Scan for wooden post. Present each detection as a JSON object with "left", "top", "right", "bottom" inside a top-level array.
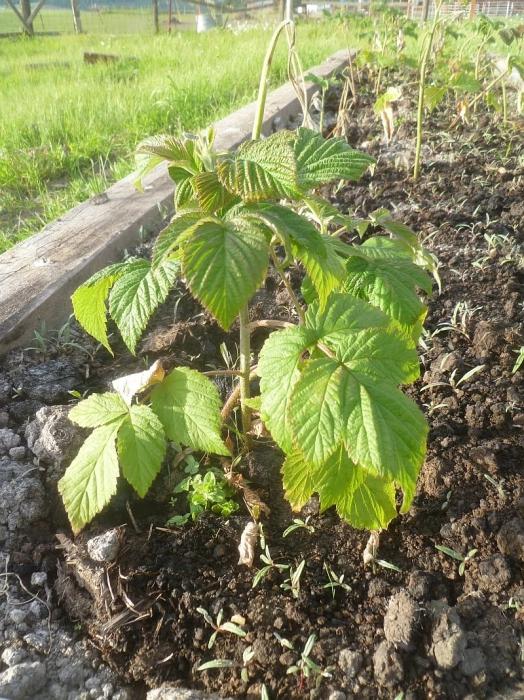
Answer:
[
  {"left": 469, "top": 0, "right": 478, "bottom": 19},
  {"left": 421, "top": 0, "right": 430, "bottom": 22},
  {"left": 20, "top": 0, "right": 34, "bottom": 35},
  {"left": 168, "top": 0, "right": 173, "bottom": 32},
  {"left": 152, "top": 0, "right": 159, "bottom": 34},
  {"left": 70, "top": 0, "right": 83, "bottom": 33}
]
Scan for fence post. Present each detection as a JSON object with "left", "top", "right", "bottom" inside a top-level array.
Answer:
[
  {"left": 421, "top": 0, "right": 430, "bottom": 22},
  {"left": 20, "top": 0, "right": 34, "bottom": 35},
  {"left": 469, "top": 0, "right": 478, "bottom": 18},
  {"left": 70, "top": 0, "right": 83, "bottom": 33},
  {"left": 152, "top": 0, "right": 159, "bottom": 34}
]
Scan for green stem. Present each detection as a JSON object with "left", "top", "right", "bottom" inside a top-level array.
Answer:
[
  {"left": 251, "top": 19, "right": 291, "bottom": 141},
  {"left": 236, "top": 18, "right": 296, "bottom": 438},
  {"left": 413, "top": 3, "right": 441, "bottom": 181},
  {"left": 502, "top": 79, "right": 507, "bottom": 125},
  {"left": 238, "top": 304, "right": 252, "bottom": 435}
]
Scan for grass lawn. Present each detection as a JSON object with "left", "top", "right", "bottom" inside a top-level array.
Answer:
[{"left": 0, "top": 15, "right": 358, "bottom": 253}]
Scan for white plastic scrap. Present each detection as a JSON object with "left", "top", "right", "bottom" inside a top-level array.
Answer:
[
  {"left": 238, "top": 521, "right": 259, "bottom": 567},
  {"left": 362, "top": 530, "right": 380, "bottom": 566}
]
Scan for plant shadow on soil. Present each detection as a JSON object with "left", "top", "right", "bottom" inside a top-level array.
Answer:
[{"left": 1, "top": 72, "right": 523, "bottom": 699}]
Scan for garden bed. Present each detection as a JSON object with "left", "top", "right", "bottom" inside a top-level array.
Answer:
[{"left": 0, "top": 67, "right": 523, "bottom": 700}]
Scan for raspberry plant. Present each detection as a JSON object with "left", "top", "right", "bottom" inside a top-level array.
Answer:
[{"left": 60, "top": 31, "right": 434, "bottom": 535}]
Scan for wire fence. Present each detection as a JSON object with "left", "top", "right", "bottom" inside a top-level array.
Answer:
[
  {"left": 0, "top": 0, "right": 276, "bottom": 36},
  {"left": 1, "top": 0, "right": 523, "bottom": 37}
]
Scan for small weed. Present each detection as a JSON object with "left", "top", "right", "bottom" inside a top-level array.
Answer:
[
  {"left": 286, "top": 634, "right": 333, "bottom": 680},
  {"left": 196, "top": 607, "right": 246, "bottom": 649},
  {"left": 435, "top": 544, "right": 478, "bottom": 575},
  {"left": 282, "top": 516, "right": 315, "bottom": 538},
  {"left": 322, "top": 562, "right": 351, "bottom": 598},
  {"left": 252, "top": 547, "right": 289, "bottom": 588},
  {"left": 281, "top": 560, "right": 306, "bottom": 599}
]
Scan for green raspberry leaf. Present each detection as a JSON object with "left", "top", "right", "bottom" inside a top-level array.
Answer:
[
  {"left": 288, "top": 357, "right": 427, "bottom": 503},
  {"left": 182, "top": 217, "right": 269, "bottom": 329},
  {"left": 343, "top": 379, "right": 426, "bottom": 511},
  {"left": 258, "top": 327, "right": 316, "bottom": 453},
  {"left": 191, "top": 171, "right": 237, "bottom": 214},
  {"left": 69, "top": 392, "right": 128, "bottom": 428},
  {"left": 237, "top": 203, "right": 327, "bottom": 259},
  {"left": 291, "top": 234, "right": 346, "bottom": 308},
  {"left": 151, "top": 367, "right": 230, "bottom": 456},
  {"left": 217, "top": 132, "right": 299, "bottom": 202},
  {"left": 343, "top": 242, "right": 433, "bottom": 331},
  {"left": 117, "top": 404, "right": 166, "bottom": 498},
  {"left": 153, "top": 212, "right": 202, "bottom": 265},
  {"left": 281, "top": 450, "right": 318, "bottom": 511},
  {"left": 316, "top": 447, "right": 397, "bottom": 530},
  {"left": 58, "top": 421, "right": 123, "bottom": 533},
  {"left": 71, "top": 261, "right": 136, "bottom": 354},
  {"left": 109, "top": 258, "right": 179, "bottom": 354},
  {"left": 289, "top": 357, "right": 348, "bottom": 466},
  {"left": 294, "top": 128, "right": 374, "bottom": 188}
]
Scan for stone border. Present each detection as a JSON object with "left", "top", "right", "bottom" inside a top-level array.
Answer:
[{"left": 0, "top": 49, "right": 349, "bottom": 355}]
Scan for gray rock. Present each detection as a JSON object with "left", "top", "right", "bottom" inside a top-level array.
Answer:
[
  {"left": 8, "top": 608, "right": 28, "bottom": 625},
  {"left": 338, "top": 648, "right": 363, "bottom": 678},
  {"left": 20, "top": 359, "right": 80, "bottom": 403},
  {"left": 0, "top": 428, "right": 21, "bottom": 455},
  {"left": 87, "top": 529, "right": 120, "bottom": 563},
  {"left": 0, "top": 411, "right": 9, "bottom": 427},
  {"left": 460, "top": 647, "right": 486, "bottom": 677},
  {"left": 25, "top": 405, "right": 86, "bottom": 469},
  {"left": 497, "top": 517, "right": 524, "bottom": 562},
  {"left": 373, "top": 640, "right": 403, "bottom": 686},
  {"left": 23, "top": 630, "right": 49, "bottom": 653},
  {"left": 328, "top": 693, "right": 346, "bottom": 700},
  {"left": 147, "top": 689, "right": 230, "bottom": 699},
  {"left": 0, "top": 468, "right": 47, "bottom": 530},
  {"left": 430, "top": 603, "right": 466, "bottom": 669},
  {"left": 1, "top": 646, "right": 27, "bottom": 667},
  {"left": 30, "top": 571, "right": 47, "bottom": 588},
  {"left": 9, "top": 446, "right": 26, "bottom": 461},
  {"left": 383, "top": 589, "right": 420, "bottom": 651},
  {"left": 0, "top": 661, "right": 47, "bottom": 698}
]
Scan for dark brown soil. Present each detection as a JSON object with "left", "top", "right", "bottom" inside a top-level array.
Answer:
[{"left": 1, "top": 71, "right": 523, "bottom": 699}]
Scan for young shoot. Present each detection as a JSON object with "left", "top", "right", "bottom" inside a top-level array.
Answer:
[
  {"left": 196, "top": 607, "right": 247, "bottom": 649},
  {"left": 286, "top": 634, "right": 333, "bottom": 681},
  {"left": 435, "top": 545, "right": 478, "bottom": 576},
  {"left": 322, "top": 562, "right": 351, "bottom": 598},
  {"left": 252, "top": 546, "right": 289, "bottom": 588},
  {"left": 281, "top": 559, "right": 306, "bottom": 599},
  {"left": 282, "top": 516, "right": 315, "bottom": 538}
]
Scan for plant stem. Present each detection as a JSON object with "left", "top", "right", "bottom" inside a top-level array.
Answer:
[
  {"left": 251, "top": 20, "right": 291, "bottom": 142},
  {"left": 270, "top": 249, "right": 306, "bottom": 324},
  {"left": 238, "top": 305, "right": 252, "bottom": 435},
  {"left": 203, "top": 369, "right": 244, "bottom": 377},
  {"left": 236, "top": 18, "right": 295, "bottom": 438},
  {"left": 413, "top": 2, "right": 442, "bottom": 181},
  {"left": 501, "top": 80, "right": 507, "bottom": 125}
]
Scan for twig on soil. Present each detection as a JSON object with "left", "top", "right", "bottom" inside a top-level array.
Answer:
[
  {"left": 126, "top": 500, "right": 141, "bottom": 534},
  {"left": 247, "top": 319, "right": 295, "bottom": 332}
]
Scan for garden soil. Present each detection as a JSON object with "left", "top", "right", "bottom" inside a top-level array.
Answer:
[{"left": 0, "top": 74, "right": 522, "bottom": 699}]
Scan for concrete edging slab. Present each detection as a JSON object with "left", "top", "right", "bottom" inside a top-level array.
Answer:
[{"left": 0, "top": 49, "right": 349, "bottom": 354}]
